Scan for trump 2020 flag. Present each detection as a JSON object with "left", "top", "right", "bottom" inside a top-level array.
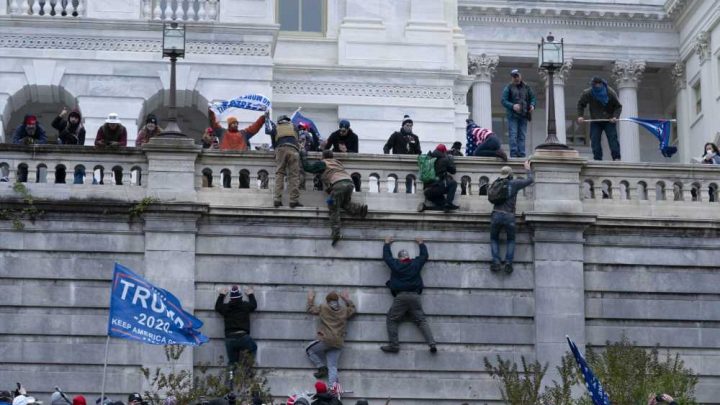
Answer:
[
  {"left": 567, "top": 336, "right": 611, "bottom": 405},
  {"left": 626, "top": 117, "right": 677, "bottom": 158},
  {"left": 108, "top": 263, "right": 209, "bottom": 346},
  {"left": 209, "top": 94, "right": 271, "bottom": 116},
  {"left": 291, "top": 109, "right": 322, "bottom": 139}
]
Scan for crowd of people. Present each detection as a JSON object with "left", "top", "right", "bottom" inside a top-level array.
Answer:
[{"left": 1, "top": 388, "right": 154, "bottom": 405}]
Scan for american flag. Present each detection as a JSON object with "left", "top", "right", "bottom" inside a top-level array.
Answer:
[{"left": 567, "top": 336, "right": 612, "bottom": 405}]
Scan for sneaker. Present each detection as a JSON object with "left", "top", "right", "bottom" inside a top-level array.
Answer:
[
  {"left": 273, "top": 200, "right": 282, "bottom": 208},
  {"left": 490, "top": 263, "right": 502, "bottom": 273},
  {"left": 417, "top": 202, "right": 426, "bottom": 212},
  {"left": 445, "top": 203, "right": 459, "bottom": 211},
  {"left": 0, "top": 176, "right": 8, "bottom": 182},
  {"left": 331, "top": 233, "right": 342, "bottom": 247},
  {"left": 380, "top": 345, "right": 399, "bottom": 353},
  {"left": 429, "top": 344, "right": 437, "bottom": 354},
  {"left": 313, "top": 366, "right": 328, "bottom": 379},
  {"left": 289, "top": 202, "right": 304, "bottom": 208},
  {"left": 504, "top": 263, "right": 514, "bottom": 274},
  {"left": 495, "top": 150, "right": 508, "bottom": 162}
]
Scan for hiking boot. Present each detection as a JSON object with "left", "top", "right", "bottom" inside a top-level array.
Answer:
[
  {"left": 313, "top": 366, "right": 328, "bottom": 379},
  {"left": 417, "top": 202, "right": 426, "bottom": 212},
  {"left": 495, "top": 149, "right": 508, "bottom": 162},
  {"left": 429, "top": 344, "right": 437, "bottom": 354},
  {"left": 380, "top": 345, "right": 399, "bottom": 353},
  {"left": 360, "top": 204, "right": 368, "bottom": 218},
  {"left": 331, "top": 233, "right": 343, "bottom": 247},
  {"left": 445, "top": 203, "right": 459, "bottom": 211},
  {"left": 490, "top": 262, "right": 502, "bottom": 273},
  {"left": 273, "top": 200, "right": 283, "bottom": 208},
  {"left": 504, "top": 263, "right": 514, "bottom": 275},
  {"left": 289, "top": 202, "right": 304, "bottom": 208}
]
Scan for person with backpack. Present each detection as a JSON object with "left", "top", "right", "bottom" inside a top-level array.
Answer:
[
  {"left": 417, "top": 144, "right": 458, "bottom": 212},
  {"left": 488, "top": 160, "right": 533, "bottom": 274}
]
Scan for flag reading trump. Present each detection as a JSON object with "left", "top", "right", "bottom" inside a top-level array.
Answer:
[{"left": 108, "top": 263, "right": 209, "bottom": 346}]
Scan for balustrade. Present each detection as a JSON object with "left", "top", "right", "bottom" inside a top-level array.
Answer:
[
  {"left": 143, "top": 0, "right": 218, "bottom": 21},
  {"left": 7, "top": 0, "right": 85, "bottom": 17}
]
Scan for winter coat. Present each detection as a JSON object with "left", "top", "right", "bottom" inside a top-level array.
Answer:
[
  {"left": 501, "top": 81, "right": 536, "bottom": 120},
  {"left": 214, "top": 294, "right": 257, "bottom": 336},
  {"left": 307, "top": 298, "right": 356, "bottom": 348},
  {"left": 324, "top": 129, "right": 359, "bottom": 153},
  {"left": 383, "top": 243, "right": 428, "bottom": 296},
  {"left": 95, "top": 124, "right": 127, "bottom": 146},
  {"left": 576, "top": 86, "right": 622, "bottom": 120},
  {"left": 12, "top": 115, "right": 47, "bottom": 144},
  {"left": 492, "top": 172, "right": 535, "bottom": 214},
  {"left": 383, "top": 130, "right": 421, "bottom": 155},
  {"left": 52, "top": 109, "right": 86, "bottom": 145}
]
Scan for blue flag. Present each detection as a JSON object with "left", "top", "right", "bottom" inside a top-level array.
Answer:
[
  {"left": 209, "top": 94, "right": 271, "bottom": 115},
  {"left": 567, "top": 336, "right": 611, "bottom": 405},
  {"left": 108, "top": 263, "right": 209, "bottom": 346},
  {"left": 291, "top": 110, "right": 322, "bottom": 139},
  {"left": 625, "top": 117, "right": 677, "bottom": 158}
]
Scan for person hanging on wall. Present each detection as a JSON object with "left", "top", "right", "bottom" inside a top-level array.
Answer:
[
  {"left": 215, "top": 285, "right": 258, "bottom": 369},
  {"left": 418, "top": 144, "right": 459, "bottom": 213},
  {"left": 52, "top": 107, "right": 86, "bottom": 145},
  {"left": 576, "top": 76, "right": 623, "bottom": 161},
  {"left": 500, "top": 69, "right": 536, "bottom": 158}
]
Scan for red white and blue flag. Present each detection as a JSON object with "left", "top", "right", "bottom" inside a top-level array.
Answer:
[{"left": 567, "top": 336, "right": 611, "bottom": 405}]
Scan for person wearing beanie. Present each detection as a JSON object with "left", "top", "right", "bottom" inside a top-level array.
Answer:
[
  {"left": 72, "top": 396, "right": 87, "bottom": 405},
  {"left": 127, "top": 393, "right": 142, "bottom": 405},
  {"left": 302, "top": 149, "right": 369, "bottom": 246},
  {"left": 465, "top": 118, "right": 507, "bottom": 161},
  {"left": 324, "top": 120, "right": 359, "bottom": 154},
  {"left": 202, "top": 108, "right": 266, "bottom": 152},
  {"left": 501, "top": 69, "right": 536, "bottom": 158},
  {"left": 577, "top": 76, "right": 623, "bottom": 161},
  {"left": 265, "top": 113, "right": 303, "bottom": 208},
  {"left": 383, "top": 115, "right": 422, "bottom": 155},
  {"left": 312, "top": 381, "right": 342, "bottom": 405},
  {"left": 52, "top": 107, "right": 86, "bottom": 145},
  {"left": 488, "top": 160, "right": 534, "bottom": 274},
  {"left": 449, "top": 141, "right": 463, "bottom": 156},
  {"left": 305, "top": 289, "right": 356, "bottom": 387},
  {"left": 135, "top": 113, "right": 163, "bottom": 146},
  {"left": 418, "top": 144, "right": 459, "bottom": 213},
  {"left": 215, "top": 284, "right": 258, "bottom": 367},
  {"left": 380, "top": 236, "right": 436, "bottom": 354},
  {"left": 95, "top": 113, "right": 127, "bottom": 147},
  {"left": 12, "top": 114, "right": 48, "bottom": 145}
]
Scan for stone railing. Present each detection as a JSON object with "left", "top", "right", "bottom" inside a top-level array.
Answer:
[
  {"left": 7, "top": 0, "right": 86, "bottom": 17},
  {"left": 142, "top": 0, "right": 219, "bottom": 21}
]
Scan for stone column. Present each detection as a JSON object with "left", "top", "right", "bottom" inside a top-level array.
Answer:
[
  {"left": 671, "top": 62, "right": 690, "bottom": 162},
  {"left": 539, "top": 60, "right": 573, "bottom": 145},
  {"left": 612, "top": 60, "right": 646, "bottom": 162},
  {"left": 468, "top": 54, "right": 499, "bottom": 129}
]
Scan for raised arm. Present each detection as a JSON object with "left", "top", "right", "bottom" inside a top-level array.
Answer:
[{"left": 306, "top": 290, "right": 320, "bottom": 315}]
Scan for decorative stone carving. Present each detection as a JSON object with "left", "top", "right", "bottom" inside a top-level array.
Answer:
[
  {"left": 453, "top": 93, "right": 467, "bottom": 105},
  {"left": 670, "top": 62, "right": 686, "bottom": 90},
  {"left": 273, "top": 81, "right": 454, "bottom": 100},
  {"left": 459, "top": 13, "right": 674, "bottom": 32},
  {"left": 467, "top": 53, "right": 498, "bottom": 82},
  {"left": 612, "top": 60, "right": 646, "bottom": 88},
  {"left": 538, "top": 59, "right": 573, "bottom": 87},
  {"left": 0, "top": 35, "right": 271, "bottom": 56},
  {"left": 694, "top": 31, "right": 710, "bottom": 64}
]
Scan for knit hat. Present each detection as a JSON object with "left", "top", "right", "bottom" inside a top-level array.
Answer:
[
  {"left": 325, "top": 292, "right": 339, "bottom": 303},
  {"left": 24, "top": 115, "right": 37, "bottom": 125},
  {"left": 498, "top": 166, "right": 513, "bottom": 179},
  {"left": 128, "top": 393, "right": 142, "bottom": 403},
  {"left": 451, "top": 141, "right": 462, "bottom": 150},
  {"left": 435, "top": 144, "right": 447, "bottom": 153},
  {"left": 226, "top": 117, "right": 238, "bottom": 126},
  {"left": 69, "top": 109, "right": 82, "bottom": 120},
  {"left": 339, "top": 119, "right": 350, "bottom": 129},
  {"left": 145, "top": 114, "right": 158, "bottom": 125},
  {"left": 315, "top": 381, "right": 328, "bottom": 394},
  {"left": 401, "top": 115, "right": 413, "bottom": 126},
  {"left": 73, "top": 396, "right": 87, "bottom": 405},
  {"left": 229, "top": 285, "right": 242, "bottom": 300}
]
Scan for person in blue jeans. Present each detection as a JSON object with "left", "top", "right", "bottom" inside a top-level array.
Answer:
[
  {"left": 215, "top": 285, "right": 258, "bottom": 368},
  {"left": 576, "top": 76, "right": 623, "bottom": 161},
  {"left": 501, "top": 69, "right": 536, "bottom": 158},
  {"left": 490, "top": 160, "right": 534, "bottom": 274}
]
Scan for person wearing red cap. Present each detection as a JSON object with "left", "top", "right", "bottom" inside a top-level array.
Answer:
[
  {"left": 12, "top": 114, "right": 47, "bottom": 145},
  {"left": 418, "top": 144, "right": 459, "bottom": 212},
  {"left": 215, "top": 285, "right": 258, "bottom": 367},
  {"left": 305, "top": 290, "right": 356, "bottom": 387},
  {"left": 312, "top": 381, "right": 342, "bottom": 405}
]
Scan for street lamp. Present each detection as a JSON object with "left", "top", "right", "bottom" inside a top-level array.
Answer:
[
  {"left": 536, "top": 33, "right": 569, "bottom": 149},
  {"left": 161, "top": 22, "right": 186, "bottom": 136}
]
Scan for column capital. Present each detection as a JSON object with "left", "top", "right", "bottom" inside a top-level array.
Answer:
[
  {"left": 612, "top": 60, "right": 646, "bottom": 89},
  {"left": 468, "top": 53, "right": 499, "bottom": 83},
  {"left": 694, "top": 31, "right": 710, "bottom": 65},
  {"left": 538, "top": 59, "right": 573, "bottom": 87},
  {"left": 671, "top": 61, "right": 686, "bottom": 91}
]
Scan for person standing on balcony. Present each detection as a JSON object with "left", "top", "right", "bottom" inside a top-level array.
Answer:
[
  {"left": 206, "top": 109, "right": 266, "bottom": 152},
  {"left": 489, "top": 160, "right": 534, "bottom": 275},
  {"left": 215, "top": 285, "right": 258, "bottom": 368},
  {"left": 12, "top": 115, "right": 47, "bottom": 145},
  {"left": 95, "top": 113, "right": 127, "bottom": 147},
  {"left": 577, "top": 76, "right": 623, "bottom": 161},
  {"left": 267, "top": 114, "right": 303, "bottom": 208},
  {"left": 134, "top": 114, "right": 162, "bottom": 147},
  {"left": 380, "top": 236, "right": 437, "bottom": 354},
  {"left": 501, "top": 69, "right": 536, "bottom": 158},
  {"left": 52, "top": 107, "right": 85, "bottom": 145},
  {"left": 466, "top": 118, "right": 508, "bottom": 161},
  {"left": 418, "top": 144, "right": 459, "bottom": 213},
  {"left": 325, "top": 120, "right": 359, "bottom": 153},
  {"left": 302, "top": 149, "right": 368, "bottom": 246},
  {"left": 383, "top": 115, "right": 422, "bottom": 155},
  {"left": 449, "top": 141, "right": 463, "bottom": 156},
  {"left": 305, "top": 290, "right": 356, "bottom": 388}
]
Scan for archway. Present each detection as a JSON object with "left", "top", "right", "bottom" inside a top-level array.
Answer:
[
  {"left": 3, "top": 85, "right": 79, "bottom": 144},
  {"left": 139, "top": 89, "right": 210, "bottom": 144}
]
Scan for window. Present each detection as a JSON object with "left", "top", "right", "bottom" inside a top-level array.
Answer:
[
  {"left": 277, "top": 0, "right": 325, "bottom": 33},
  {"left": 692, "top": 80, "right": 702, "bottom": 115}
]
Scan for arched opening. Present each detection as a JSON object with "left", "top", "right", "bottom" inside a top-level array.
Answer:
[
  {"left": 351, "top": 172, "right": 362, "bottom": 192},
  {"left": 36, "top": 163, "right": 47, "bottom": 183},
  {"left": 74, "top": 164, "right": 86, "bottom": 185},
  {"left": 709, "top": 183, "right": 718, "bottom": 203},
  {"left": 220, "top": 168, "right": 232, "bottom": 188},
  {"left": 387, "top": 174, "right": 398, "bottom": 193},
  {"left": 601, "top": 180, "right": 612, "bottom": 199},
  {"left": 130, "top": 166, "right": 142, "bottom": 186},
  {"left": 239, "top": 169, "right": 250, "bottom": 189},
  {"left": 3, "top": 84, "right": 80, "bottom": 144},
  {"left": 54, "top": 164, "right": 66, "bottom": 184},
  {"left": 619, "top": 180, "right": 630, "bottom": 201},
  {"left": 460, "top": 175, "right": 471, "bottom": 196},
  {"left": 0, "top": 162, "right": 10, "bottom": 182},
  {"left": 257, "top": 170, "right": 269, "bottom": 189},
  {"left": 140, "top": 89, "right": 213, "bottom": 145},
  {"left": 655, "top": 181, "right": 666, "bottom": 201},
  {"left": 478, "top": 176, "right": 489, "bottom": 196},
  {"left": 691, "top": 182, "right": 702, "bottom": 202},
  {"left": 672, "top": 181, "right": 683, "bottom": 201},
  {"left": 201, "top": 168, "right": 213, "bottom": 187},
  {"left": 17, "top": 163, "right": 28, "bottom": 183},
  {"left": 582, "top": 180, "right": 595, "bottom": 199},
  {"left": 112, "top": 166, "right": 124, "bottom": 185},
  {"left": 368, "top": 173, "right": 380, "bottom": 193},
  {"left": 405, "top": 174, "right": 416, "bottom": 194},
  {"left": 93, "top": 165, "right": 105, "bottom": 185},
  {"left": 637, "top": 181, "right": 648, "bottom": 200}
]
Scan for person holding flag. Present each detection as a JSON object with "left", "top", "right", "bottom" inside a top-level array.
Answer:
[
  {"left": 577, "top": 76, "right": 623, "bottom": 161},
  {"left": 204, "top": 109, "right": 267, "bottom": 152}
]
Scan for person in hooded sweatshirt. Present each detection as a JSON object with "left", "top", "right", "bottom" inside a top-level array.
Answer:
[
  {"left": 135, "top": 114, "right": 163, "bottom": 146},
  {"left": 52, "top": 107, "right": 86, "bottom": 145},
  {"left": 380, "top": 236, "right": 436, "bottom": 354},
  {"left": 204, "top": 109, "right": 266, "bottom": 151},
  {"left": 311, "top": 381, "right": 342, "bottom": 405},
  {"left": 305, "top": 290, "right": 356, "bottom": 387},
  {"left": 383, "top": 115, "right": 421, "bottom": 155},
  {"left": 215, "top": 285, "right": 258, "bottom": 366},
  {"left": 577, "top": 76, "right": 623, "bottom": 161}
]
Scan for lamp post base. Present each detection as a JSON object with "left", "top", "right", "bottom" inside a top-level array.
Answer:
[
  {"left": 159, "top": 120, "right": 186, "bottom": 137},
  {"left": 535, "top": 142, "right": 571, "bottom": 150}
]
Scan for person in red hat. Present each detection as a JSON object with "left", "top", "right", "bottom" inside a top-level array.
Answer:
[
  {"left": 312, "top": 381, "right": 342, "bottom": 405},
  {"left": 418, "top": 144, "right": 459, "bottom": 212},
  {"left": 12, "top": 114, "right": 47, "bottom": 145}
]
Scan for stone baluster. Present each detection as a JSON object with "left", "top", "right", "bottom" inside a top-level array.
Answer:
[
  {"left": 32, "top": 0, "right": 41, "bottom": 15},
  {"left": 467, "top": 53, "right": 499, "bottom": 129},
  {"left": 142, "top": 0, "right": 152, "bottom": 19},
  {"left": 189, "top": 0, "right": 199, "bottom": 20},
  {"left": 612, "top": 60, "right": 646, "bottom": 163},
  {"left": 163, "top": 0, "right": 172, "bottom": 20},
  {"left": 539, "top": 59, "right": 573, "bottom": 144},
  {"left": 9, "top": 0, "right": 20, "bottom": 14},
  {"left": 153, "top": 0, "right": 162, "bottom": 20},
  {"left": 21, "top": 0, "right": 30, "bottom": 14},
  {"left": 198, "top": 0, "right": 207, "bottom": 20},
  {"left": 75, "top": 0, "right": 84, "bottom": 16},
  {"left": 48, "top": 0, "right": 57, "bottom": 16},
  {"left": 207, "top": 0, "right": 217, "bottom": 20},
  {"left": 177, "top": 0, "right": 187, "bottom": 20}
]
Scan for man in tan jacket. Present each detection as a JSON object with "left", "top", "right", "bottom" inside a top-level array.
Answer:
[{"left": 306, "top": 290, "right": 356, "bottom": 387}]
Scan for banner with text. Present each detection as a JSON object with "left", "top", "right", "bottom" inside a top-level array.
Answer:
[
  {"left": 208, "top": 94, "right": 271, "bottom": 116},
  {"left": 107, "top": 263, "right": 209, "bottom": 346}
]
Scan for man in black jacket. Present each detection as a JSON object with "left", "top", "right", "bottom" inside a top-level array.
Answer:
[
  {"left": 215, "top": 285, "right": 258, "bottom": 366},
  {"left": 380, "top": 236, "right": 436, "bottom": 354},
  {"left": 383, "top": 115, "right": 421, "bottom": 155},
  {"left": 577, "top": 76, "right": 623, "bottom": 161},
  {"left": 418, "top": 144, "right": 458, "bottom": 213},
  {"left": 324, "top": 120, "right": 358, "bottom": 153}
]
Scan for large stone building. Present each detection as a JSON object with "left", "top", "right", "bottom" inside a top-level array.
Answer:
[{"left": 2, "top": 1, "right": 720, "bottom": 404}]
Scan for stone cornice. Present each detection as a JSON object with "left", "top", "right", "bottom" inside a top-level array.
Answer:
[
  {"left": 272, "top": 81, "right": 454, "bottom": 100},
  {"left": 664, "top": 0, "right": 691, "bottom": 21},
  {"left": 459, "top": 13, "right": 674, "bottom": 31}
]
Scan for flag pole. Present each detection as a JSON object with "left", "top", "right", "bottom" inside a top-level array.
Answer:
[
  {"left": 99, "top": 335, "right": 110, "bottom": 404},
  {"left": 583, "top": 118, "right": 677, "bottom": 122}
]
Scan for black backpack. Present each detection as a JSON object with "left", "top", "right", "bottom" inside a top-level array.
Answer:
[{"left": 488, "top": 177, "right": 510, "bottom": 205}]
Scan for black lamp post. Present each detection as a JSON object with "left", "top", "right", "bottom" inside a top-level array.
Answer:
[
  {"left": 536, "top": 33, "right": 569, "bottom": 150},
  {"left": 161, "top": 22, "right": 186, "bottom": 137}
]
